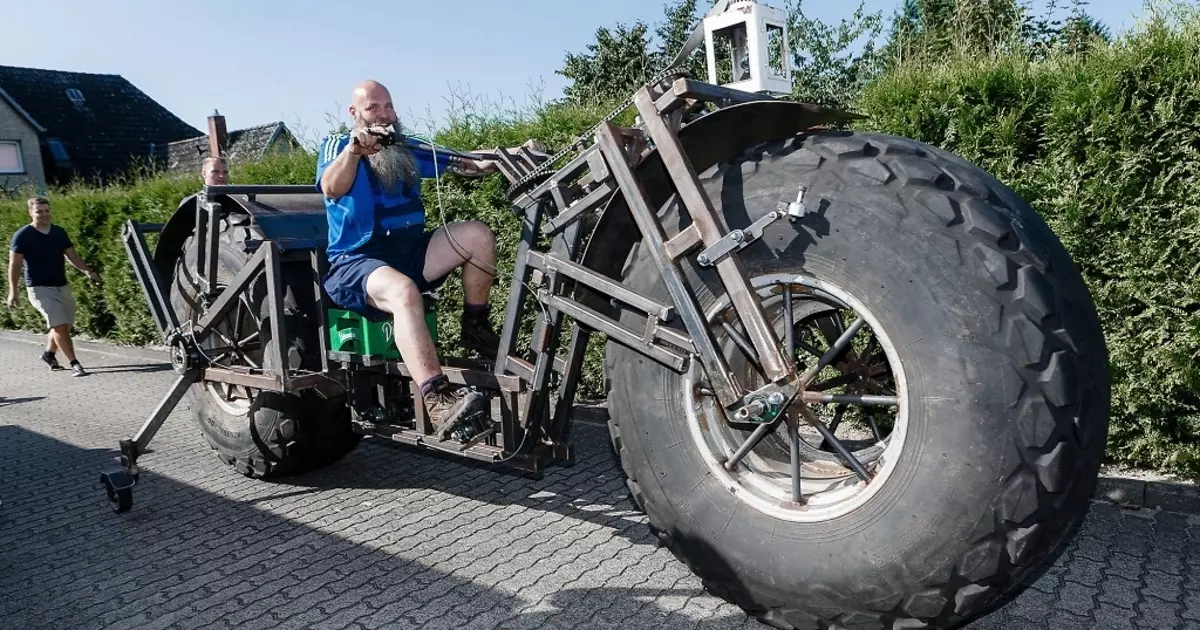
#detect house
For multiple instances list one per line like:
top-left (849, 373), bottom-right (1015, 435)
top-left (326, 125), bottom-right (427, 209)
top-left (0, 64), bottom-right (203, 191)
top-left (163, 111), bottom-right (304, 176)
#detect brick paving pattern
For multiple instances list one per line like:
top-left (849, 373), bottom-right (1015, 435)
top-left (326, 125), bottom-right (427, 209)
top-left (1, 336), bottom-right (1197, 630)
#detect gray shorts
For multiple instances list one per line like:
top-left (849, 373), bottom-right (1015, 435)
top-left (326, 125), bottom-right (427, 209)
top-left (27, 285), bottom-right (76, 329)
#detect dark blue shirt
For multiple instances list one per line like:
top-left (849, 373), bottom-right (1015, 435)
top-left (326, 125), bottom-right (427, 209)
top-left (10, 224), bottom-right (72, 287)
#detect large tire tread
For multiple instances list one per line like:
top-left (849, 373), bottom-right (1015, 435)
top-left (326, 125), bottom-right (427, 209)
top-left (605, 130), bottom-right (1108, 629)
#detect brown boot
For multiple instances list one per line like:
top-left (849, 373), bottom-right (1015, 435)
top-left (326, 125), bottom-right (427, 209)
top-left (424, 382), bottom-right (490, 442)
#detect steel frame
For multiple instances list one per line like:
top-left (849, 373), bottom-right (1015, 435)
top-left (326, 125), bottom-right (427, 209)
top-left (107, 72), bottom-right (806, 494)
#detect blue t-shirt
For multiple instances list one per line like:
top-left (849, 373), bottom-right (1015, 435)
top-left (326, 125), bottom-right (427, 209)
top-left (9, 224), bottom-right (72, 287)
top-left (315, 133), bottom-right (458, 258)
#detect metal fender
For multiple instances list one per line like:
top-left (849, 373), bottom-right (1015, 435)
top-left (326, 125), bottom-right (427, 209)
top-left (575, 100), bottom-right (856, 311)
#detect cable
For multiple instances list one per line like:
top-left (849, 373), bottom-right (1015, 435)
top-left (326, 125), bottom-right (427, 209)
top-left (425, 138), bottom-right (554, 326)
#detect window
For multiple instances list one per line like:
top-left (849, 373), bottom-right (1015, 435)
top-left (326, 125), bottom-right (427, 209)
top-left (0, 141), bottom-right (24, 174)
top-left (65, 88), bottom-right (86, 107)
top-left (45, 138), bottom-right (72, 167)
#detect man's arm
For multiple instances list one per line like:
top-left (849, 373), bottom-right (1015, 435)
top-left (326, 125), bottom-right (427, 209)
top-left (7, 250), bottom-right (22, 308)
top-left (318, 127), bottom-right (390, 199)
top-left (64, 247), bottom-right (100, 283)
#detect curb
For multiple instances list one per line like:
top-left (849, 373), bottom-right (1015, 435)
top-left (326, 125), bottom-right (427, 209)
top-left (4, 329), bottom-right (1199, 515)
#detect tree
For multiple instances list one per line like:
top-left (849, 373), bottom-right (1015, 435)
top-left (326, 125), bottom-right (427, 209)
top-left (558, 21), bottom-right (658, 103)
top-left (785, 0), bottom-right (888, 108)
top-left (557, 0), bottom-right (706, 104)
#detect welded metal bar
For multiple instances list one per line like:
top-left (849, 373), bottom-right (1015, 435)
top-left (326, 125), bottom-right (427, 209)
top-left (133, 369), bottom-right (201, 453)
top-left (311, 250), bottom-right (330, 374)
top-left (549, 324), bottom-right (592, 443)
top-left (523, 145), bottom-right (599, 200)
top-left (799, 318), bottom-right (866, 383)
top-left (595, 122), bottom-right (739, 405)
top-left (632, 87), bottom-right (790, 383)
top-left (203, 200), bottom-right (220, 294)
top-left (495, 200), bottom-right (545, 378)
top-left (546, 294), bottom-right (688, 372)
top-left (663, 224), bottom-right (701, 260)
top-left (543, 181), bottom-right (615, 235)
top-left (801, 393), bottom-right (900, 407)
top-left (263, 243), bottom-right (289, 390)
top-left (120, 220), bottom-right (180, 337)
top-left (192, 245), bottom-right (268, 344)
top-left (202, 368), bottom-right (281, 390)
top-left (722, 419), bottom-right (778, 471)
top-left (668, 78), bottom-right (780, 106)
top-left (194, 202), bottom-right (209, 294)
top-left (526, 251), bottom-right (673, 321)
top-left (202, 184), bottom-right (320, 196)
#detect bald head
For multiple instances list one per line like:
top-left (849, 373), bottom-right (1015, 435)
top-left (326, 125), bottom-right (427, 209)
top-left (349, 80), bottom-right (396, 127)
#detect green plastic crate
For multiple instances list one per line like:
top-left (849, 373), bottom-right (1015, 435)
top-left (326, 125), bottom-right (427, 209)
top-left (326, 294), bottom-right (439, 360)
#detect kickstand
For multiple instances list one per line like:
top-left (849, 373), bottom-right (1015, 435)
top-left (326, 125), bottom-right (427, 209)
top-left (100, 369), bottom-right (201, 514)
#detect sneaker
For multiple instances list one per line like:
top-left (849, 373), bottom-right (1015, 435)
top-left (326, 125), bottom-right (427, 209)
top-left (425, 385), bottom-right (490, 443)
top-left (459, 317), bottom-right (501, 359)
top-left (41, 351), bottom-right (64, 371)
top-left (70, 362), bottom-right (87, 377)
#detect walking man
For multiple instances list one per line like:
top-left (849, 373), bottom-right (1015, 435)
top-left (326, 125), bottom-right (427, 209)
top-left (7, 197), bottom-right (99, 376)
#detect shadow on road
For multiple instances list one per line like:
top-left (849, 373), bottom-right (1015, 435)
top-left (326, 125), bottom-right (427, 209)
top-left (0, 424), bottom-right (758, 630)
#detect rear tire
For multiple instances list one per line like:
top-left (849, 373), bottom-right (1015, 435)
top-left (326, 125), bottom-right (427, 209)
top-left (605, 131), bottom-right (1109, 629)
top-left (170, 213), bottom-right (360, 479)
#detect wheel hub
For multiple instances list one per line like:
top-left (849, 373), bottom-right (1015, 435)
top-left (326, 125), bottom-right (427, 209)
top-left (683, 273), bottom-right (909, 523)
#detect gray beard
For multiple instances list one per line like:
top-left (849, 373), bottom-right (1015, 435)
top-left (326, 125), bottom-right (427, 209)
top-left (358, 120), bottom-right (419, 194)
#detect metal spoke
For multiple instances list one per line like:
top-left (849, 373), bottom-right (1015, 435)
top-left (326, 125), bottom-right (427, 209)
top-left (802, 393), bottom-right (900, 407)
top-left (722, 418), bottom-right (781, 471)
top-left (238, 330), bottom-right (260, 347)
top-left (810, 373), bottom-right (860, 392)
top-left (819, 403), bottom-right (847, 451)
top-left (720, 321), bottom-right (764, 375)
top-left (799, 317), bottom-right (866, 383)
top-left (798, 406), bottom-right (871, 483)
top-left (233, 299), bottom-right (245, 341)
top-left (786, 413), bottom-right (802, 504)
top-left (867, 415), bottom-right (884, 443)
top-left (783, 285), bottom-right (794, 362)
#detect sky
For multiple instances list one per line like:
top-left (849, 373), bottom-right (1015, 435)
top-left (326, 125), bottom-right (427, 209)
top-left (1, 0), bottom-right (1149, 148)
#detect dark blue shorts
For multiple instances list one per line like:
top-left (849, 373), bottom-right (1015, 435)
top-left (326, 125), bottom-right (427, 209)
top-left (323, 226), bottom-right (447, 321)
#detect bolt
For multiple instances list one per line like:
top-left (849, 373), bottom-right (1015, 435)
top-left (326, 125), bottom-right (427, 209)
top-left (732, 230), bottom-right (744, 243)
top-left (767, 392), bottom-right (786, 406)
top-left (697, 254), bottom-right (711, 265)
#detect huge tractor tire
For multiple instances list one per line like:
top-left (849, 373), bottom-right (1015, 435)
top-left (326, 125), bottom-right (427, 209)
top-left (169, 213), bottom-right (360, 478)
top-left (605, 131), bottom-right (1109, 629)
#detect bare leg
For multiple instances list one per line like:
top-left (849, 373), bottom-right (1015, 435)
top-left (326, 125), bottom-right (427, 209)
top-left (52, 324), bottom-right (76, 363)
top-left (46, 331), bottom-right (58, 354)
top-left (423, 220), bottom-right (496, 305)
top-left (365, 266), bottom-right (440, 385)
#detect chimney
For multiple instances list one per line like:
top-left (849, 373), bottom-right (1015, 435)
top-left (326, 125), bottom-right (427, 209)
top-left (207, 109), bottom-right (228, 158)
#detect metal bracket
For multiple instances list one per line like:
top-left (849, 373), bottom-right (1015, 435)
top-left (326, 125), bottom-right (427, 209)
top-left (777, 186), bottom-right (808, 222)
top-left (696, 211), bottom-right (783, 267)
top-left (733, 381), bottom-right (798, 424)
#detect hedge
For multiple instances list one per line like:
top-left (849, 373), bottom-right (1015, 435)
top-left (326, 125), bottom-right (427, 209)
top-left (3, 11), bottom-right (1199, 476)
top-left (855, 9), bottom-right (1200, 475)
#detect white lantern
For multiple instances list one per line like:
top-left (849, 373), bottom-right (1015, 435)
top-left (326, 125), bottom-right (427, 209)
top-left (703, 0), bottom-right (793, 95)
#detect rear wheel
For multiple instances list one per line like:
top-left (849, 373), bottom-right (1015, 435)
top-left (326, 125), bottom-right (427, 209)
top-left (170, 213), bottom-right (359, 478)
top-left (606, 131), bottom-right (1109, 629)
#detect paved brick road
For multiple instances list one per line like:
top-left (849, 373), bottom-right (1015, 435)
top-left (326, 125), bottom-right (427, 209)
top-left (1, 335), bottom-right (1197, 630)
